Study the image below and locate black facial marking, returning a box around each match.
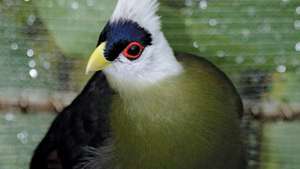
[96,20,152,61]
[97,23,109,46]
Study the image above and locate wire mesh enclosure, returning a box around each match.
[0,0,300,169]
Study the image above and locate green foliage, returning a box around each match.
[261,121,300,169]
[3,0,299,77]
[0,113,55,169]
[33,0,115,58]
[161,0,300,73]
[0,0,63,90]
[269,72,300,103]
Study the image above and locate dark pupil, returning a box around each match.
[128,45,141,56]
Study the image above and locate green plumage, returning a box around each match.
[109,54,244,169]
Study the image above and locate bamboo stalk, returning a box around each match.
[0,92,299,120]
[0,90,77,113]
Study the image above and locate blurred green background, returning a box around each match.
[0,0,300,169]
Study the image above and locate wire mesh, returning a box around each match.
[0,0,300,169]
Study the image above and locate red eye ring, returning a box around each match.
[122,42,145,60]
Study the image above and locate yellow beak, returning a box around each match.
[86,42,111,74]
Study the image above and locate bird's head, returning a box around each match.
[86,0,182,90]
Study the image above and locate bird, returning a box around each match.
[30,0,245,169]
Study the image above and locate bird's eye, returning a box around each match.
[122,42,144,60]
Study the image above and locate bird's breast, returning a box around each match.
[106,64,242,169]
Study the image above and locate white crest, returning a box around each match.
[110,0,161,36]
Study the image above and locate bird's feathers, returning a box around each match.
[30,72,114,169]
[30,0,244,168]
[109,53,244,169]
[103,0,182,89]
[30,53,244,169]
[111,0,161,36]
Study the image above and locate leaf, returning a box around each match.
[33,0,115,58]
